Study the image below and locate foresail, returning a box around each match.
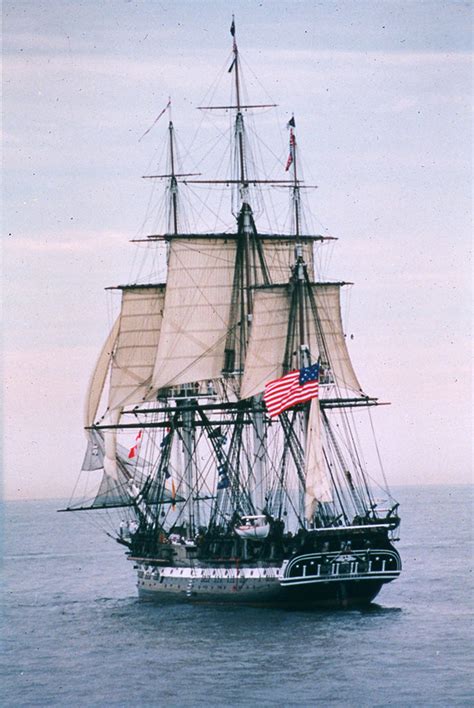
[152,238,237,389]
[108,285,166,410]
[240,283,363,399]
[312,284,362,393]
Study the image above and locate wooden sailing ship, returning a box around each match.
[63,20,401,608]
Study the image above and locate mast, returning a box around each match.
[168,117,198,536]
[168,118,178,235]
[290,123,307,367]
[231,18,264,511]
[231,17,254,338]
[231,16,246,192]
[179,399,197,537]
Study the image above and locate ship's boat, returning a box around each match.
[234,516,271,540]
[62,19,401,609]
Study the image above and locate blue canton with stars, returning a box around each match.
[298,362,320,385]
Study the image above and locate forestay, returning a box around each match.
[304,398,332,519]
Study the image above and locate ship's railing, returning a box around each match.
[281,549,401,585]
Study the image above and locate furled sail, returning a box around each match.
[108,285,166,410]
[304,398,332,520]
[84,317,120,427]
[152,238,237,389]
[241,282,362,399]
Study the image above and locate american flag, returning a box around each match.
[285,128,296,171]
[264,363,320,417]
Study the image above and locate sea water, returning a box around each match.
[2,485,473,707]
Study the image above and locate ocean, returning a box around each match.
[2,485,473,707]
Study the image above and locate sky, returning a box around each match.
[3,0,472,500]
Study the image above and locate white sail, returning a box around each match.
[84,317,120,427]
[80,429,153,508]
[103,408,121,481]
[108,285,166,410]
[152,238,237,389]
[240,287,290,400]
[81,429,105,471]
[304,397,332,520]
[262,238,314,282]
[241,283,362,399]
[313,283,361,393]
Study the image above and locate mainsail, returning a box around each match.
[152,238,236,389]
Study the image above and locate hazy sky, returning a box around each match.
[3,0,472,500]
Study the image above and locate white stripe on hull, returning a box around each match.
[134,551,400,605]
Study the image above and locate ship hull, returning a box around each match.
[133,546,401,609]
[137,578,388,609]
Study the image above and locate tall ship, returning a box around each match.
[63,21,401,608]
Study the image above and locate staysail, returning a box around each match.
[304,397,332,520]
[84,317,120,427]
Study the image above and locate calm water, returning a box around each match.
[2,486,473,707]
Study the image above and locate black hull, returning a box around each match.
[134,545,401,609]
[138,579,388,609]
[278,578,386,609]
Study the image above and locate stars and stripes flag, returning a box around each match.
[285,128,296,171]
[128,430,143,459]
[264,363,320,417]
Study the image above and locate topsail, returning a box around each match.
[241,282,363,399]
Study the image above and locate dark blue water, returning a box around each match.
[2,486,473,706]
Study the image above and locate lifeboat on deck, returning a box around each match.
[234,515,270,540]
